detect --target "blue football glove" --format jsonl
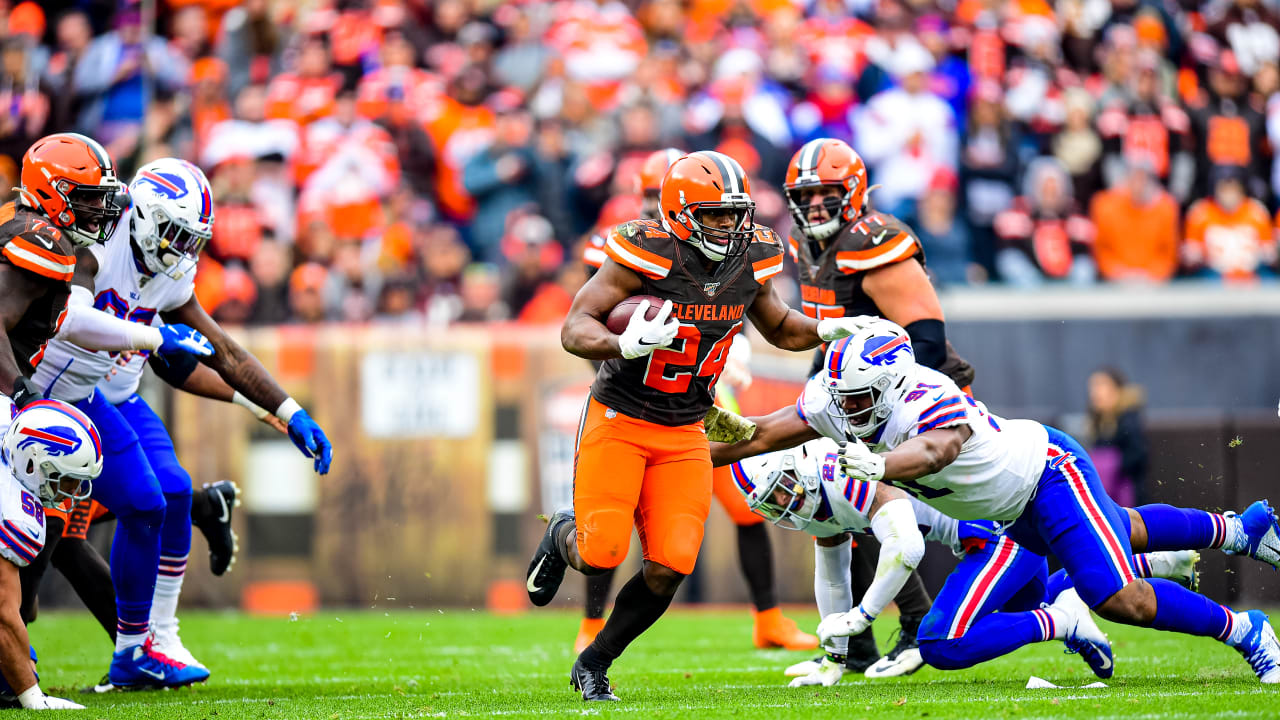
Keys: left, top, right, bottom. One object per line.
{"left": 158, "top": 324, "right": 214, "bottom": 357}
{"left": 287, "top": 409, "right": 332, "bottom": 474}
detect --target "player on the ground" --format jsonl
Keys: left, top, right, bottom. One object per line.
{"left": 782, "top": 137, "right": 966, "bottom": 675}
{"left": 713, "top": 319, "right": 1280, "bottom": 682}
{"left": 573, "top": 148, "right": 815, "bottom": 654}
{"left": 0, "top": 399, "right": 104, "bottom": 710}
{"left": 525, "top": 150, "right": 868, "bottom": 701}
{"left": 30, "top": 157, "right": 332, "bottom": 689}
{"left": 730, "top": 437, "right": 1200, "bottom": 685}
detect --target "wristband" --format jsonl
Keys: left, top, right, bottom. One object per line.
{"left": 274, "top": 397, "right": 302, "bottom": 424}
{"left": 134, "top": 324, "right": 164, "bottom": 351}
{"left": 856, "top": 605, "right": 876, "bottom": 623}
{"left": 232, "top": 391, "right": 270, "bottom": 420}
{"left": 17, "top": 685, "right": 44, "bottom": 709}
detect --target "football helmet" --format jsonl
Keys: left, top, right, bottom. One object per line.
{"left": 19, "top": 133, "right": 129, "bottom": 247}
{"left": 735, "top": 445, "right": 824, "bottom": 530}
{"left": 784, "top": 138, "right": 868, "bottom": 242}
{"left": 823, "top": 318, "right": 915, "bottom": 438}
{"left": 659, "top": 150, "right": 755, "bottom": 263}
{"left": 129, "top": 158, "right": 215, "bottom": 279}
{"left": 3, "top": 399, "right": 102, "bottom": 508}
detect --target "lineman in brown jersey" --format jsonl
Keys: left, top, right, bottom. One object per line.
{"left": 780, "top": 137, "right": 973, "bottom": 680}
{"left": 785, "top": 138, "right": 974, "bottom": 388}
{"left": 0, "top": 133, "right": 129, "bottom": 412}
{"left": 525, "top": 150, "right": 867, "bottom": 701}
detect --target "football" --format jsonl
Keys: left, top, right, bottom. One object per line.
{"left": 605, "top": 295, "right": 666, "bottom": 335}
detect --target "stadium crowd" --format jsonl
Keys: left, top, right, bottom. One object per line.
{"left": 1, "top": 0, "right": 1279, "bottom": 325}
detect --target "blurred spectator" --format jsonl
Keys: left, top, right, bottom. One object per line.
{"left": 74, "top": 2, "right": 187, "bottom": 164}
{"left": 1183, "top": 165, "right": 1277, "bottom": 282}
{"left": 423, "top": 66, "right": 495, "bottom": 225}
{"left": 532, "top": 117, "right": 582, "bottom": 246}
{"left": 959, "top": 79, "right": 1019, "bottom": 277}
{"left": 1205, "top": 0, "right": 1280, "bottom": 79}
{"left": 456, "top": 263, "right": 507, "bottom": 322}
{"left": 1002, "top": 15, "right": 1069, "bottom": 151}
{"left": 1086, "top": 367, "right": 1148, "bottom": 508}
{"left": 855, "top": 39, "right": 957, "bottom": 219}
{"left": 1186, "top": 47, "right": 1269, "bottom": 201}
{"left": 499, "top": 214, "right": 567, "bottom": 320}
{"left": 209, "top": 156, "right": 268, "bottom": 265}
{"left": 994, "top": 157, "right": 1097, "bottom": 286}
{"left": 1090, "top": 155, "right": 1180, "bottom": 283}
{"left": 416, "top": 225, "right": 470, "bottom": 324}
{"left": 493, "top": 6, "right": 551, "bottom": 93}
{"left": 216, "top": 0, "right": 286, "bottom": 99}
{"left": 202, "top": 83, "right": 299, "bottom": 168}
{"left": 248, "top": 239, "right": 292, "bottom": 325}
{"left": 289, "top": 262, "right": 330, "bottom": 323}
{"left": 463, "top": 99, "right": 539, "bottom": 263}
{"left": 912, "top": 168, "right": 970, "bottom": 286}
{"left": 1052, "top": 88, "right": 1103, "bottom": 202}
{"left": 212, "top": 265, "right": 259, "bottom": 326}
{"left": 1097, "top": 50, "right": 1194, "bottom": 203}
{"left": 264, "top": 34, "right": 341, "bottom": 127}
{"left": 41, "top": 9, "right": 94, "bottom": 131}
{"left": 0, "top": 36, "right": 51, "bottom": 163}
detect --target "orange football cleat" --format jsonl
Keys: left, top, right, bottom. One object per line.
{"left": 753, "top": 607, "right": 819, "bottom": 650}
{"left": 575, "top": 617, "right": 605, "bottom": 654}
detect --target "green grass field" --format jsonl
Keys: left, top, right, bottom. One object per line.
{"left": 23, "top": 607, "right": 1278, "bottom": 719}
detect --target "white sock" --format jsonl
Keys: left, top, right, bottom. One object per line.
{"left": 1223, "top": 514, "right": 1248, "bottom": 554}
{"left": 1225, "top": 611, "right": 1252, "bottom": 647}
{"left": 1040, "top": 606, "right": 1070, "bottom": 640}
{"left": 151, "top": 555, "right": 187, "bottom": 631}
{"left": 115, "top": 629, "right": 147, "bottom": 653}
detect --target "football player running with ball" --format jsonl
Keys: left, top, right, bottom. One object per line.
{"left": 525, "top": 150, "right": 867, "bottom": 701}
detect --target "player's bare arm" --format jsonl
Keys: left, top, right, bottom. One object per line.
{"left": 0, "top": 263, "right": 43, "bottom": 393}
{"left": 561, "top": 259, "right": 643, "bottom": 360}
{"left": 862, "top": 260, "right": 944, "bottom": 328}
{"left": 880, "top": 425, "right": 970, "bottom": 481}
{"left": 164, "top": 295, "right": 288, "bottom": 412}
{"left": 710, "top": 405, "right": 820, "bottom": 466}
{"left": 0, "top": 559, "right": 36, "bottom": 700}
{"left": 747, "top": 277, "right": 823, "bottom": 351}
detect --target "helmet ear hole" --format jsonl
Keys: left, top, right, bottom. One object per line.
{"left": 25, "top": 460, "right": 33, "bottom": 475}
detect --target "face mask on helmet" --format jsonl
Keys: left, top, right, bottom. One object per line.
{"left": 687, "top": 201, "right": 754, "bottom": 262}
{"left": 786, "top": 182, "right": 852, "bottom": 242}
{"left": 2, "top": 403, "right": 102, "bottom": 509}
{"left": 750, "top": 455, "right": 821, "bottom": 530}
{"left": 63, "top": 180, "right": 130, "bottom": 246}
{"left": 131, "top": 199, "right": 212, "bottom": 279}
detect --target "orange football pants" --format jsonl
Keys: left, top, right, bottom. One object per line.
{"left": 573, "top": 397, "right": 712, "bottom": 575}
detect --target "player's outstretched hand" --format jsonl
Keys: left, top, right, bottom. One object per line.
{"left": 38, "top": 695, "right": 85, "bottom": 710}
{"left": 817, "top": 608, "right": 874, "bottom": 646}
{"left": 787, "top": 655, "right": 844, "bottom": 688}
{"left": 158, "top": 324, "right": 214, "bottom": 357}
{"left": 704, "top": 405, "right": 757, "bottom": 443}
{"left": 287, "top": 409, "right": 333, "bottom": 475}
{"left": 618, "top": 299, "right": 679, "bottom": 360}
{"left": 837, "top": 439, "right": 885, "bottom": 482}
{"left": 816, "top": 315, "right": 880, "bottom": 343}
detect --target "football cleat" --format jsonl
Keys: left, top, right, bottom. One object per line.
{"left": 1050, "top": 588, "right": 1114, "bottom": 679}
{"left": 1167, "top": 550, "right": 1201, "bottom": 591}
{"left": 785, "top": 629, "right": 879, "bottom": 676}
{"left": 753, "top": 607, "right": 819, "bottom": 650}
{"left": 865, "top": 627, "right": 925, "bottom": 678}
{"left": 526, "top": 509, "right": 574, "bottom": 607}
{"left": 575, "top": 617, "right": 605, "bottom": 654}
{"left": 88, "top": 673, "right": 115, "bottom": 694}
{"left": 1233, "top": 610, "right": 1280, "bottom": 683}
{"left": 570, "top": 658, "right": 619, "bottom": 701}
{"left": 108, "top": 636, "right": 210, "bottom": 689}
{"left": 151, "top": 618, "right": 206, "bottom": 670}
{"left": 1225, "top": 501, "right": 1280, "bottom": 570}
{"left": 193, "top": 481, "right": 240, "bottom": 576}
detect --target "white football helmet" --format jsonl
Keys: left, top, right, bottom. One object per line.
{"left": 129, "top": 158, "right": 215, "bottom": 279}
{"left": 823, "top": 318, "right": 915, "bottom": 438}
{"left": 733, "top": 445, "right": 825, "bottom": 530}
{"left": 2, "top": 400, "right": 103, "bottom": 508}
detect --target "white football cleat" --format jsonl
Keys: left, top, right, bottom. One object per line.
{"left": 151, "top": 618, "right": 206, "bottom": 670}
{"left": 1049, "top": 588, "right": 1113, "bottom": 679}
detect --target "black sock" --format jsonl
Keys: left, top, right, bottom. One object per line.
{"left": 579, "top": 571, "right": 676, "bottom": 670}
{"left": 584, "top": 569, "right": 614, "bottom": 620}
{"left": 892, "top": 570, "right": 933, "bottom": 624}
{"left": 735, "top": 523, "right": 777, "bottom": 611}
{"left": 190, "top": 486, "right": 215, "bottom": 524}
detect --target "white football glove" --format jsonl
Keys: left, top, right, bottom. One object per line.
{"left": 788, "top": 655, "right": 846, "bottom": 688}
{"left": 817, "top": 607, "right": 876, "bottom": 646}
{"left": 837, "top": 439, "right": 885, "bottom": 482}
{"left": 18, "top": 686, "right": 84, "bottom": 710}
{"left": 816, "top": 315, "right": 880, "bottom": 343}
{"left": 617, "top": 299, "right": 680, "bottom": 360}
{"left": 703, "top": 405, "right": 757, "bottom": 443}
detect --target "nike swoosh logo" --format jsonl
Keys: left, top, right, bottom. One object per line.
{"left": 1096, "top": 653, "right": 1112, "bottom": 671}
{"left": 871, "top": 229, "right": 889, "bottom": 245}
{"left": 638, "top": 339, "right": 659, "bottom": 346}
{"left": 527, "top": 557, "right": 545, "bottom": 592}
{"left": 139, "top": 666, "right": 166, "bottom": 680}
{"left": 215, "top": 494, "right": 231, "bottom": 524}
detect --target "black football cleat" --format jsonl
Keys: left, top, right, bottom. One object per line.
{"left": 526, "top": 509, "right": 573, "bottom": 606}
{"left": 193, "top": 481, "right": 240, "bottom": 576}
{"left": 570, "top": 658, "right": 619, "bottom": 701}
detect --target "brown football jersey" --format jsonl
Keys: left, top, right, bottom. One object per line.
{"left": 0, "top": 202, "right": 77, "bottom": 376}
{"left": 592, "top": 220, "right": 784, "bottom": 426}
{"left": 789, "top": 211, "right": 974, "bottom": 387}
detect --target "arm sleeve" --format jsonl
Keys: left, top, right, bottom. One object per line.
{"left": 814, "top": 537, "right": 853, "bottom": 656}
{"left": 147, "top": 349, "right": 200, "bottom": 388}
{"left": 858, "top": 498, "right": 926, "bottom": 619}
{"left": 903, "top": 319, "right": 946, "bottom": 371}
{"left": 56, "top": 286, "right": 163, "bottom": 352}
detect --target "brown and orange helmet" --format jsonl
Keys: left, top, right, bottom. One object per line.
{"left": 784, "top": 138, "right": 867, "bottom": 241}
{"left": 659, "top": 150, "right": 754, "bottom": 262}
{"left": 20, "top": 133, "right": 128, "bottom": 247}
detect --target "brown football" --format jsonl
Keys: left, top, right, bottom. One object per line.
{"left": 605, "top": 295, "right": 666, "bottom": 335}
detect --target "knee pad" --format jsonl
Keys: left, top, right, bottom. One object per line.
{"left": 653, "top": 514, "right": 705, "bottom": 575}
{"left": 577, "top": 508, "right": 632, "bottom": 570}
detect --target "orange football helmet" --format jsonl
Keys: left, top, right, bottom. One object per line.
{"left": 784, "top": 138, "right": 867, "bottom": 241}
{"left": 659, "top": 150, "right": 754, "bottom": 262}
{"left": 638, "top": 147, "right": 682, "bottom": 220}
{"left": 20, "top": 133, "right": 128, "bottom": 247}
